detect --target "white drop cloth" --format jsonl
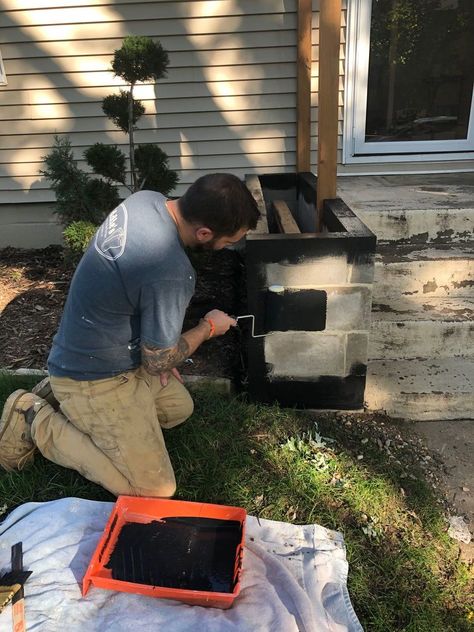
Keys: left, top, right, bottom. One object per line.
{"left": 0, "top": 498, "right": 363, "bottom": 632}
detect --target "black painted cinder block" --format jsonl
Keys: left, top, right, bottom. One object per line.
{"left": 244, "top": 172, "right": 377, "bottom": 410}
{"left": 265, "top": 288, "right": 327, "bottom": 332}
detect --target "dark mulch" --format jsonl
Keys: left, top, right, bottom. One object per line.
{"left": 0, "top": 246, "right": 246, "bottom": 379}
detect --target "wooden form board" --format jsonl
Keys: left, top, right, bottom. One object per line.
{"left": 245, "top": 174, "right": 269, "bottom": 234}
{"left": 273, "top": 200, "right": 301, "bottom": 234}
{"left": 316, "top": 0, "right": 342, "bottom": 231}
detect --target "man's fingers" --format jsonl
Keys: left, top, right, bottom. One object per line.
{"left": 160, "top": 372, "right": 169, "bottom": 387}
{"left": 171, "top": 367, "right": 184, "bottom": 384}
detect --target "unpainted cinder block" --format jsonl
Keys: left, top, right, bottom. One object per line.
{"left": 349, "top": 260, "right": 375, "bottom": 284}
{"left": 264, "top": 331, "right": 346, "bottom": 378}
{"left": 345, "top": 333, "right": 369, "bottom": 375}
{"left": 326, "top": 286, "right": 373, "bottom": 331}
{"left": 265, "top": 256, "right": 349, "bottom": 287}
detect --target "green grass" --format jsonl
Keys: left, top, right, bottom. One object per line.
{"left": 1, "top": 375, "right": 473, "bottom": 631}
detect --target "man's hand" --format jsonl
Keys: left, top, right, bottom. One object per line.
{"left": 203, "top": 309, "right": 237, "bottom": 337}
{"left": 160, "top": 367, "right": 184, "bottom": 387}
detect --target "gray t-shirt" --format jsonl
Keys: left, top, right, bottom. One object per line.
{"left": 48, "top": 191, "right": 195, "bottom": 380}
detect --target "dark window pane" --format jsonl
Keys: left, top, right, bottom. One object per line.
{"left": 365, "top": 0, "right": 474, "bottom": 143}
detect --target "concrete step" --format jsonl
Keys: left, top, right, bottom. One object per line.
{"left": 368, "top": 319, "right": 474, "bottom": 360}
{"left": 337, "top": 174, "right": 474, "bottom": 244}
{"left": 365, "top": 359, "right": 474, "bottom": 421}
{"left": 356, "top": 208, "right": 473, "bottom": 245}
{"left": 372, "top": 297, "right": 474, "bottom": 321}
{"left": 373, "top": 243, "right": 474, "bottom": 300}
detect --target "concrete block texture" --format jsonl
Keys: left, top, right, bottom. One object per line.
{"left": 265, "top": 256, "right": 349, "bottom": 287}
{"left": 345, "top": 333, "right": 369, "bottom": 375}
{"left": 264, "top": 332, "right": 346, "bottom": 378}
{"left": 349, "top": 260, "right": 375, "bottom": 284}
{"left": 326, "top": 285, "right": 373, "bottom": 331}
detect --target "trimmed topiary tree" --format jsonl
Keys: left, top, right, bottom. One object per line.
{"left": 41, "top": 36, "right": 179, "bottom": 258}
{"left": 86, "top": 35, "right": 179, "bottom": 194}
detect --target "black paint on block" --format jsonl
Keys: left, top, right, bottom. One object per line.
{"left": 105, "top": 517, "right": 242, "bottom": 593}
{"left": 265, "top": 289, "right": 327, "bottom": 332}
{"left": 248, "top": 376, "right": 366, "bottom": 409}
{"left": 244, "top": 172, "right": 376, "bottom": 410}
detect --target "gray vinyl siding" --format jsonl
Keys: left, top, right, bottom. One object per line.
{"left": 1, "top": 0, "right": 470, "bottom": 217}
{"left": 0, "top": 0, "right": 313, "bottom": 203}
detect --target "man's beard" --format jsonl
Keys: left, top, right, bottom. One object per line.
{"left": 193, "top": 238, "right": 218, "bottom": 252}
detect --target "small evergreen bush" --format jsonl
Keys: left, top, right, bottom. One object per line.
{"left": 63, "top": 220, "right": 98, "bottom": 261}
{"left": 40, "top": 136, "right": 120, "bottom": 226}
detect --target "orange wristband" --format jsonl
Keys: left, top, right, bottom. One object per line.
{"left": 204, "top": 317, "right": 215, "bottom": 338}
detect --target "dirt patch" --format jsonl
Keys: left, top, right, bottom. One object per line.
{"left": 0, "top": 246, "right": 245, "bottom": 379}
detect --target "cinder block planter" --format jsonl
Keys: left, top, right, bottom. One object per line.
{"left": 244, "top": 173, "right": 376, "bottom": 409}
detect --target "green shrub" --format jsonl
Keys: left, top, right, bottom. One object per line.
{"left": 40, "top": 136, "right": 120, "bottom": 226}
{"left": 63, "top": 221, "right": 98, "bottom": 258}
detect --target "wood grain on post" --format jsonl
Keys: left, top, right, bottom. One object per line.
{"left": 316, "top": 0, "right": 342, "bottom": 232}
{"left": 297, "top": 0, "right": 312, "bottom": 172}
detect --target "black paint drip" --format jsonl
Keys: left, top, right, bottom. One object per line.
{"left": 105, "top": 517, "right": 242, "bottom": 593}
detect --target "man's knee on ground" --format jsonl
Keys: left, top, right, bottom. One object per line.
{"left": 158, "top": 391, "right": 194, "bottom": 429}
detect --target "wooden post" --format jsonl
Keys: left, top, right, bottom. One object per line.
{"left": 316, "top": 0, "right": 342, "bottom": 231}
{"left": 297, "top": 0, "right": 312, "bottom": 172}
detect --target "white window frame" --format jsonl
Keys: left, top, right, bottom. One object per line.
{"left": 0, "top": 50, "right": 7, "bottom": 86}
{"left": 343, "top": 0, "right": 474, "bottom": 164}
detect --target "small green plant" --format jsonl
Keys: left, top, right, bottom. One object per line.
{"left": 63, "top": 220, "right": 98, "bottom": 256}
{"left": 87, "top": 35, "right": 179, "bottom": 194}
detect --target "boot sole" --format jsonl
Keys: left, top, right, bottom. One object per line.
{"left": 0, "top": 389, "right": 37, "bottom": 471}
{"left": 0, "top": 389, "right": 28, "bottom": 443}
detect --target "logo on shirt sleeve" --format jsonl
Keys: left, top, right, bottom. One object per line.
{"left": 95, "top": 203, "right": 128, "bottom": 260}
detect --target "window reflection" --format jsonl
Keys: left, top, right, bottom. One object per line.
{"left": 365, "top": 0, "right": 474, "bottom": 142}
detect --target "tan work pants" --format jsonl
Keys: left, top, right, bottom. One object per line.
{"left": 30, "top": 367, "right": 194, "bottom": 497}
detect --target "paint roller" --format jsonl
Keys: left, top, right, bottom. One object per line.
{"left": 236, "top": 284, "right": 285, "bottom": 337}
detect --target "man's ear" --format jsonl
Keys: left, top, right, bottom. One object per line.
{"left": 195, "top": 226, "right": 214, "bottom": 243}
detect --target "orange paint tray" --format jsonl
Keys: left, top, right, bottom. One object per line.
{"left": 83, "top": 495, "right": 246, "bottom": 609}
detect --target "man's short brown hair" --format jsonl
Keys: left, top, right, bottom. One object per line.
{"left": 179, "top": 173, "right": 260, "bottom": 237}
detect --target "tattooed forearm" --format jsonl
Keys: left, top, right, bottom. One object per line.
{"left": 141, "top": 337, "right": 190, "bottom": 375}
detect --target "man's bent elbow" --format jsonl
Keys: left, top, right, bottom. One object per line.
{"left": 141, "top": 343, "right": 179, "bottom": 375}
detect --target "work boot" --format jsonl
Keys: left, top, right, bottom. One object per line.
{"left": 32, "top": 376, "right": 59, "bottom": 410}
{"left": 0, "top": 390, "right": 47, "bottom": 472}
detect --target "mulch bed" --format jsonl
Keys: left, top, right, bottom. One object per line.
{"left": 0, "top": 246, "right": 246, "bottom": 379}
